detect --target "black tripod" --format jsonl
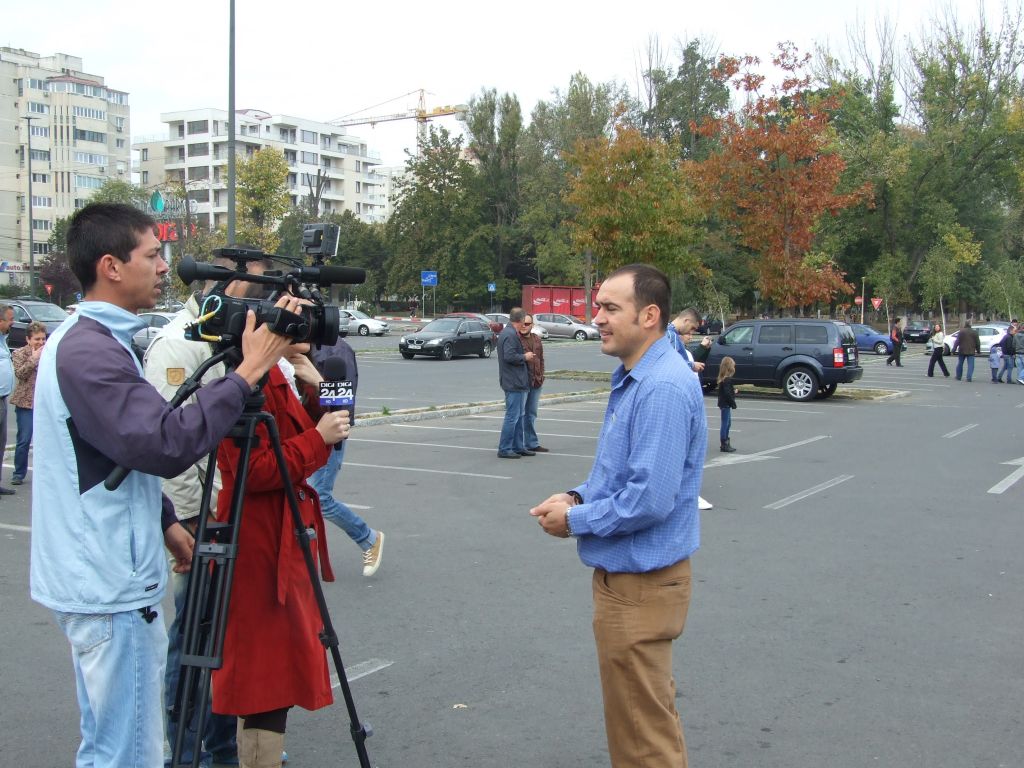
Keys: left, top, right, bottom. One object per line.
{"left": 120, "top": 352, "right": 373, "bottom": 767}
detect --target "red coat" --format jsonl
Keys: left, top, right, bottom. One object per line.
{"left": 212, "top": 365, "right": 334, "bottom": 716}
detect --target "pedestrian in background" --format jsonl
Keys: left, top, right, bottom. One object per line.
{"left": 886, "top": 318, "right": 904, "bottom": 367}
{"left": 927, "top": 322, "right": 950, "bottom": 378}
{"left": 518, "top": 313, "right": 548, "bottom": 453}
{"left": 1014, "top": 323, "right": 1024, "bottom": 384}
{"left": 10, "top": 321, "right": 46, "bottom": 485}
{"left": 0, "top": 304, "right": 15, "bottom": 495}
{"left": 717, "top": 356, "right": 737, "bottom": 453}
{"left": 996, "top": 324, "right": 1016, "bottom": 382}
{"left": 953, "top": 321, "right": 980, "bottom": 381}
{"left": 988, "top": 339, "right": 1003, "bottom": 382}
{"left": 496, "top": 307, "right": 535, "bottom": 458}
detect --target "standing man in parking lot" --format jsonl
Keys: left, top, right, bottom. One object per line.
{"left": 952, "top": 320, "right": 980, "bottom": 381}
{"left": 531, "top": 264, "right": 706, "bottom": 768}
{"left": 886, "top": 318, "right": 904, "bottom": 367}
{"left": 518, "top": 313, "right": 548, "bottom": 453}
{"left": 497, "top": 307, "right": 535, "bottom": 458}
{"left": 0, "top": 304, "right": 16, "bottom": 495}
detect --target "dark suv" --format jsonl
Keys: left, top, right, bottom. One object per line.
{"left": 699, "top": 318, "right": 862, "bottom": 401}
{"left": 5, "top": 298, "right": 70, "bottom": 347}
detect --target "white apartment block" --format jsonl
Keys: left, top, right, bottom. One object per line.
{"left": 134, "top": 109, "right": 389, "bottom": 231}
{"left": 0, "top": 48, "right": 130, "bottom": 282}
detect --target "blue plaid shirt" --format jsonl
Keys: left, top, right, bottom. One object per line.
{"left": 566, "top": 335, "right": 706, "bottom": 573}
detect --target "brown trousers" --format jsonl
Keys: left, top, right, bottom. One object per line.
{"left": 592, "top": 558, "right": 692, "bottom": 768}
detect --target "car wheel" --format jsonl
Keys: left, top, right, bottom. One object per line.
{"left": 440, "top": 343, "right": 453, "bottom": 361}
{"left": 816, "top": 382, "right": 838, "bottom": 399}
{"left": 873, "top": 341, "right": 888, "bottom": 355}
{"left": 783, "top": 367, "right": 818, "bottom": 401}
{"left": 401, "top": 352, "right": 415, "bottom": 360}
{"left": 358, "top": 324, "right": 370, "bottom": 336}
{"left": 479, "top": 342, "right": 492, "bottom": 358}
{"left": 574, "top": 330, "right": 588, "bottom": 341}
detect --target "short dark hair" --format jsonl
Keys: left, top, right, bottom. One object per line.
{"left": 67, "top": 203, "right": 156, "bottom": 292}
{"left": 678, "top": 307, "right": 701, "bottom": 324}
{"left": 605, "top": 263, "right": 671, "bottom": 331}
{"left": 26, "top": 321, "right": 47, "bottom": 337}
{"left": 509, "top": 307, "right": 526, "bottom": 323}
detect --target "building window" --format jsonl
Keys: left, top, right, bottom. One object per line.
{"left": 30, "top": 124, "right": 49, "bottom": 137}
{"left": 30, "top": 149, "right": 50, "bottom": 162}
{"left": 74, "top": 128, "right": 107, "bottom": 143}
{"left": 33, "top": 242, "right": 51, "bottom": 255}
{"left": 116, "top": 138, "right": 125, "bottom": 148}
{"left": 188, "top": 142, "right": 210, "bottom": 157}
{"left": 74, "top": 198, "right": 89, "bottom": 209}
{"left": 74, "top": 152, "right": 107, "bottom": 166}
{"left": 32, "top": 219, "right": 52, "bottom": 231}
{"left": 72, "top": 106, "right": 106, "bottom": 120}
{"left": 32, "top": 196, "right": 53, "bottom": 207}
{"left": 321, "top": 136, "right": 332, "bottom": 149}
{"left": 141, "top": 171, "right": 149, "bottom": 184}
{"left": 321, "top": 157, "right": 332, "bottom": 169}
{"left": 28, "top": 78, "right": 50, "bottom": 91}
{"left": 75, "top": 174, "right": 105, "bottom": 189}
{"left": 284, "top": 150, "right": 297, "bottom": 164}
{"left": 300, "top": 151, "right": 318, "bottom": 164}
{"left": 188, "top": 166, "right": 209, "bottom": 181}
{"left": 31, "top": 173, "right": 48, "bottom": 183}
{"left": 29, "top": 101, "right": 48, "bottom": 114}
{"left": 187, "top": 120, "right": 209, "bottom": 135}
{"left": 113, "top": 116, "right": 126, "bottom": 131}
{"left": 140, "top": 148, "right": 149, "bottom": 161}
{"left": 301, "top": 130, "right": 317, "bottom": 144}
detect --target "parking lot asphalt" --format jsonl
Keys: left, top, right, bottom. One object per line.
{"left": 2, "top": 342, "right": 1023, "bottom": 767}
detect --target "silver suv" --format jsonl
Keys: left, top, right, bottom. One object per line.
{"left": 533, "top": 313, "right": 599, "bottom": 340}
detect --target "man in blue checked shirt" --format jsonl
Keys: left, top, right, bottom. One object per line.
{"left": 531, "top": 263, "right": 706, "bottom": 768}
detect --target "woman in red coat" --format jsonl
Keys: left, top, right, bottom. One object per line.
{"left": 213, "top": 347, "right": 350, "bottom": 768}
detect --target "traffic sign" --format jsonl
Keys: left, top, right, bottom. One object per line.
{"left": 44, "top": 283, "right": 53, "bottom": 296}
{"left": 421, "top": 270, "right": 438, "bottom": 287}
{"left": 487, "top": 282, "right": 496, "bottom": 293}
{"left": 871, "top": 297, "right": 883, "bottom": 310}
{"left": 854, "top": 296, "right": 863, "bottom": 306}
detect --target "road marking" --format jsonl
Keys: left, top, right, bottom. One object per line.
{"left": 942, "top": 424, "right": 978, "bottom": 439}
{"left": 987, "top": 457, "right": 1024, "bottom": 494}
{"left": 345, "top": 461, "right": 511, "bottom": 479}
{"left": 764, "top": 475, "right": 854, "bottom": 510}
{"left": 0, "top": 523, "right": 31, "bottom": 532}
{"left": 471, "top": 414, "right": 605, "bottom": 425}
{"left": 394, "top": 424, "right": 598, "bottom": 440}
{"left": 331, "top": 658, "right": 394, "bottom": 689}
{"left": 704, "top": 435, "right": 830, "bottom": 468}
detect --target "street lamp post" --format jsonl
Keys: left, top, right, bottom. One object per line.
{"left": 25, "top": 115, "right": 37, "bottom": 296}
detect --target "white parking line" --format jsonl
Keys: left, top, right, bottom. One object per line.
{"left": 704, "top": 435, "right": 830, "bottom": 468}
{"left": 0, "top": 523, "right": 31, "bottom": 533}
{"left": 344, "top": 461, "right": 512, "bottom": 479}
{"left": 394, "top": 424, "right": 599, "bottom": 440}
{"left": 942, "top": 424, "right": 978, "bottom": 439}
{"left": 469, "top": 414, "right": 604, "bottom": 425}
{"left": 764, "top": 475, "right": 854, "bottom": 510}
{"left": 331, "top": 658, "right": 394, "bottom": 689}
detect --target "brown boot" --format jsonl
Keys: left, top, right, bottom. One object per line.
{"left": 238, "top": 719, "right": 286, "bottom": 768}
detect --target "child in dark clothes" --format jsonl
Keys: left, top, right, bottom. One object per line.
{"left": 717, "top": 356, "right": 737, "bottom": 452}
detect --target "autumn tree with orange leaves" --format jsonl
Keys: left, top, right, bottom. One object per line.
{"left": 692, "top": 44, "right": 871, "bottom": 310}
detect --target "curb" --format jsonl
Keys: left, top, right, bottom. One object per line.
{"left": 356, "top": 389, "right": 609, "bottom": 427}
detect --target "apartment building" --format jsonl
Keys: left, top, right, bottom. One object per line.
{"left": 135, "top": 108, "right": 388, "bottom": 231}
{"left": 0, "top": 48, "right": 131, "bottom": 282}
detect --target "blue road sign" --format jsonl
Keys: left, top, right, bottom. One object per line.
{"left": 487, "top": 282, "right": 496, "bottom": 293}
{"left": 421, "top": 270, "right": 438, "bottom": 287}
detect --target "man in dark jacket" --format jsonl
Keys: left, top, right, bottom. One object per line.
{"left": 886, "top": 319, "right": 904, "bottom": 367}
{"left": 996, "top": 324, "right": 1016, "bottom": 383}
{"left": 952, "top": 321, "right": 981, "bottom": 381}
{"left": 497, "top": 307, "right": 535, "bottom": 458}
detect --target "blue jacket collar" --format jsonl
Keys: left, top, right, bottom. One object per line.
{"left": 76, "top": 301, "right": 145, "bottom": 343}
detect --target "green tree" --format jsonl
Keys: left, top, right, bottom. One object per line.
{"left": 89, "top": 179, "right": 148, "bottom": 206}
{"left": 918, "top": 224, "right": 982, "bottom": 328}
{"left": 42, "top": 217, "right": 80, "bottom": 304}
{"left": 236, "top": 148, "right": 290, "bottom": 252}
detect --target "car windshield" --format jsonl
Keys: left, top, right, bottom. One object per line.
{"left": 348, "top": 310, "right": 370, "bottom": 320}
{"left": 28, "top": 304, "right": 71, "bottom": 321}
{"left": 422, "top": 319, "right": 460, "bottom": 333}
{"left": 836, "top": 323, "right": 856, "bottom": 344}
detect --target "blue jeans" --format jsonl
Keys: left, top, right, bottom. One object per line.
{"left": 55, "top": 609, "right": 168, "bottom": 768}
{"left": 165, "top": 568, "right": 237, "bottom": 764}
{"left": 955, "top": 354, "right": 975, "bottom": 380}
{"left": 1017, "top": 354, "right": 1024, "bottom": 382}
{"left": 309, "top": 440, "right": 374, "bottom": 551}
{"left": 523, "top": 386, "right": 541, "bottom": 449}
{"left": 720, "top": 407, "right": 732, "bottom": 442}
{"left": 998, "top": 354, "right": 1014, "bottom": 381}
{"left": 13, "top": 405, "right": 32, "bottom": 480}
{"left": 498, "top": 389, "right": 528, "bottom": 454}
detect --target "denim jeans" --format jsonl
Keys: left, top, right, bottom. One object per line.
{"left": 1017, "top": 354, "right": 1024, "bottom": 382}
{"left": 54, "top": 608, "right": 168, "bottom": 768}
{"left": 498, "top": 389, "right": 528, "bottom": 454}
{"left": 955, "top": 354, "right": 975, "bottom": 380}
{"left": 165, "top": 568, "right": 237, "bottom": 765}
{"left": 13, "top": 405, "right": 32, "bottom": 480}
{"left": 998, "top": 354, "right": 1014, "bottom": 381}
{"left": 523, "top": 386, "right": 542, "bottom": 449}
{"left": 720, "top": 407, "right": 732, "bottom": 442}
{"left": 309, "top": 440, "right": 374, "bottom": 551}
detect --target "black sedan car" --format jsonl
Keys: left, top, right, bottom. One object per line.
{"left": 399, "top": 317, "right": 494, "bottom": 360}
{"left": 903, "top": 320, "right": 932, "bottom": 343}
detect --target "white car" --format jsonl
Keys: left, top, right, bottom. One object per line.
{"left": 338, "top": 309, "right": 390, "bottom": 336}
{"left": 534, "top": 312, "right": 600, "bottom": 340}
{"left": 942, "top": 324, "right": 1007, "bottom": 355}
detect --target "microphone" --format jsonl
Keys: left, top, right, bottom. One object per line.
{"left": 319, "top": 356, "right": 354, "bottom": 452}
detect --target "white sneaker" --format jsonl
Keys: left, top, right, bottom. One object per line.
{"left": 698, "top": 496, "right": 713, "bottom": 510}
{"left": 362, "top": 531, "right": 384, "bottom": 577}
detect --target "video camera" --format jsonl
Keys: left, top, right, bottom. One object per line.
{"left": 177, "top": 227, "right": 365, "bottom": 350}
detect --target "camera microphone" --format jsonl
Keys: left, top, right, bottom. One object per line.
{"left": 319, "top": 356, "right": 354, "bottom": 452}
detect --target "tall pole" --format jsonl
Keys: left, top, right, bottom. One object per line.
{"left": 227, "top": 0, "right": 237, "bottom": 243}
{"left": 861, "top": 276, "right": 866, "bottom": 324}
{"left": 25, "top": 116, "right": 37, "bottom": 296}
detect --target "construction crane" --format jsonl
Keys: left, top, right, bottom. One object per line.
{"left": 329, "top": 89, "right": 467, "bottom": 153}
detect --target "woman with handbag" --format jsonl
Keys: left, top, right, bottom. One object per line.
{"left": 927, "top": 322, "right": 950, "bottom": 378}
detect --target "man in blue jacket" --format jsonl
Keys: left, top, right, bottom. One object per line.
{"left": 496, "top": 307, "right": 535, "bottom": 458}
{"left": 29, "top": 203, "right": 297, "bottom": 768}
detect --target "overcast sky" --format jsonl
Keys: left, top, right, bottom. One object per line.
{"left": 6, "top": 0, "right": 1013, "bottom": 166}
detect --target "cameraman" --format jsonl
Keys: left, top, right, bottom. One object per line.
{"left": 29, "top": 202, "right": 298, "bottom": 768}
{"left": 212, "top": 338, "right": 349, "bottom": 768}
{"left": 143, "top": 252, "right": 273, "bottom": 767}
